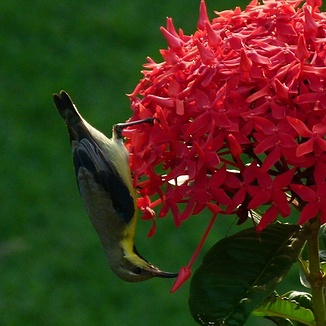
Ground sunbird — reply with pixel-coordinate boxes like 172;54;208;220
53;90;177;282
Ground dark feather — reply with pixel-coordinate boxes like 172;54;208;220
73;139;135;224
94;170;135;224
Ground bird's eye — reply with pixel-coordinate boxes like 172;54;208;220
133;267;142;275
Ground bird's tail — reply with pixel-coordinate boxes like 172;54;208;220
53;90;84;141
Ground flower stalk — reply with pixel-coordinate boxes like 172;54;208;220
306;218;326;325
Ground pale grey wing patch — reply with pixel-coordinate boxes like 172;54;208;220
72;138;107;176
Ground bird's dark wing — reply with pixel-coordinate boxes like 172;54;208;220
73;139;135;224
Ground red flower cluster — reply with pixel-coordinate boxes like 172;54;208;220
125;0;326;232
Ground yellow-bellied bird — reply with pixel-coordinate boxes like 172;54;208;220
53;90;177;282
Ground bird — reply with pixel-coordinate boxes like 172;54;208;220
53;90;178;282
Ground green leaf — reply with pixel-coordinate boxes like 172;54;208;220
320;250;326;262
264;316;294;326
253;292;315;326
286;291;313;311
298;250;326;289
189;223;307;326
298;258;310;289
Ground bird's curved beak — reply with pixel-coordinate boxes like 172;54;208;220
149;266;178;278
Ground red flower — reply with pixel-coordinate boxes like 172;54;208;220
125;0;326;232
291;183;326;224
287;116;326;156
247;169;294;230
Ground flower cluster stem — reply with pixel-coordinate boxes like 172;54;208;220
306;218;326;326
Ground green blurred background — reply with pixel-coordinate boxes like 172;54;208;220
1;0;309;325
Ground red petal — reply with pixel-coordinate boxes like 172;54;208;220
172;204;182;226
270;102;286;119
248;188;270;209
240;48;252;72
196;40;215;64
274;79;289;100
314;162;326;185
210;187;231;205
148;94;175;108
197;0;209;30
193;202;206;215
147;219;157;237
176;99;184;115
166;17;178;37
255;136;277;154
276;21;297;36
291;184;317;202
256;172;272;188
246;85;270;102
306;0;322;7
252;116;276;134
205;151;220;168
206;22;221;48
225;172;242;188
296;138;314;156
316;138;326;152
184;112;211;138
273;169;295;189
227;188;246;212
168;78;181;97
298;202;319;224
278;133;297;147
312;124;326;136
227;133;243;157
294;92;321;104
295;34;310;61
160;26;183;50
302;66;326;77
317;183;326;197
286;116;313;137
248;49;271;65
261;147;281;172
180;198;196;221
257;206;279;232
272;189;290;216
206;202;222;214
195;89;211;110
304;7;319;35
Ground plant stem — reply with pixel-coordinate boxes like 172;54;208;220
306;218;326;326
